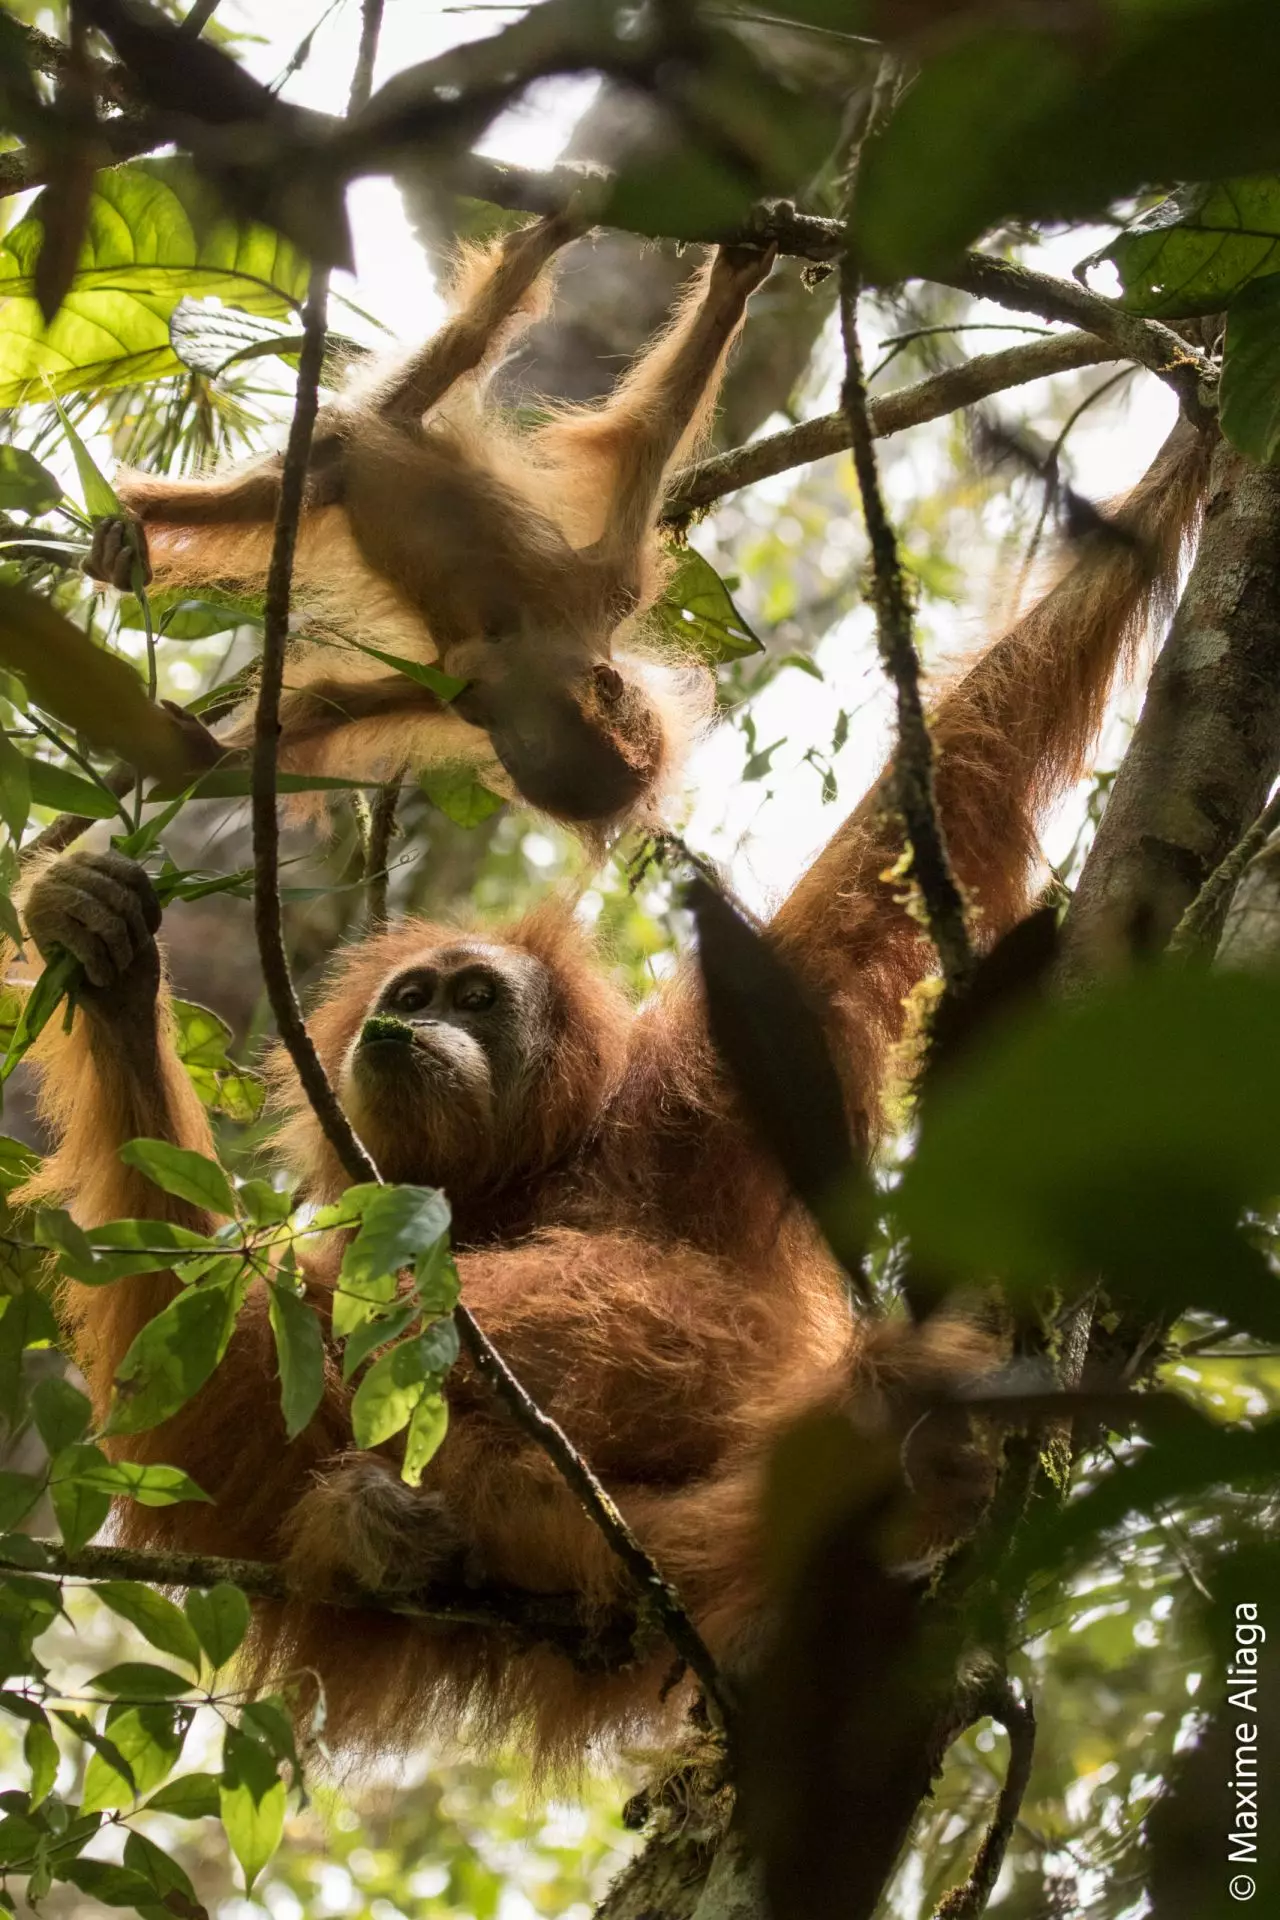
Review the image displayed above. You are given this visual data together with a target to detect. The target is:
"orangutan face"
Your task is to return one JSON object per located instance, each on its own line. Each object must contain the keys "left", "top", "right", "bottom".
{"left": 340, "top": 941, "right": 554, "bottom": 1193}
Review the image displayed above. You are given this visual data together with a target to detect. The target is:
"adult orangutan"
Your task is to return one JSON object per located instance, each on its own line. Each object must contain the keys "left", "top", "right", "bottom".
{"left": 20, "top": 416, "right": 1210, "bottom": 1767}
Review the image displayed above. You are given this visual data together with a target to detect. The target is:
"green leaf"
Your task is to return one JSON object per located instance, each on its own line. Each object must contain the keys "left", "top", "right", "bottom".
{"left": 0, "top": 1288, "right": 60, "bottom": 1413}
{"left": 333, "top": 1184, "right": 451, "bottom": 1328}
{"left": 237, "top": 1179, "right": 293, "bottom": 1227}
{"left": 23, "top": 1715, "right": 58, "bottom": 1808}
{"left": 221, "top": 1723, "right": 286, "bottom": 1894}
{"left": 0, "top": 581, "right": 198, "bottom": 785}
{"left": 898, "top": 968, "right": 1280, "bottom": 1334}
{"left": 118, "top": 1138, "right": 237, "bottom": 1220}
{"left": 79, "top": 1459, "right": 208, "bottom": 1507}
{"left": 95, "top": 1582, "right": 201, "bottom": 1672}
{"left": 49, "top": 1444, "right": 113, "bottom": 1553}
{"left": 88, "top": 1661, "right": 193, "bottom": 1700}
{"left": 106, "top": 1269, "right": 249, "bottom": 1435}
{"left": 0, "top": 1474, "right": 42, "bottom": 1532}
{"left": 82, "top": 1702, "right": 190, "bottom": 1812}
{"left": 340, "top": 1300, "right": 418, "bottom": 1383}
{"left": 0, "top": 447, "right": 61, "bottom": 516}
{"left": 184, "top": 1582, "right": 250, "bottom": 1669}
{"left": 350, "top": 1336, "right": 430, "bottom": 1450}
{"left": 172, "top": 998, "right": 266, "bottom": 1123}
{"left": 0, "top": 731, "right": 29, "bottom": 845}
{"left": 30, "top": 1376, "right": 91, "bottom": 1455}
{"left": 25, "top": 759, "right": 120, "bottom": 820}
{"left": 655, "top": 548, "right": 763, "bottom": 663}
{"left": 54, "top": 1216, "right": 218, "bottom": 1287}
{"left": 52, "top": 1707, "right": 135, "bottom": 1797}
{"left": 402, "top": 1391, "right": 448, "bottom": 1487}
{"left": 853, "top": 1, "right": 1280, "bottom": 282}
{"left": 122, "top": 1827, "right": 198, "bottom": 1908}
{"left": 57, "top": 1858, "right": 160, "bottom": 1907}
{"left": 0, "top": 950, "right": 79, "bottom": 1085}
{"left": 267, "top": 1279, "right": 326, "bottom": 1441}
{"left": 1094, "top": 177, "right": 1280, "bottom": 318}
{"left": 348, "top": 636, "right": 466, "bottom": 700}
{"left": 0, "top": 157, "right": 308, "bottom": 406}
{"left": 420, "top": 762, "right": 505, "bottom": 829}
{"left": 47, "top": 390, "right": 119, "bottom": 519}
{"left": 1220, "top": 273, "right": 1280, "bottom": 464}
{"left": 142, "top": 1769, "right": 220, "bottom": 1818}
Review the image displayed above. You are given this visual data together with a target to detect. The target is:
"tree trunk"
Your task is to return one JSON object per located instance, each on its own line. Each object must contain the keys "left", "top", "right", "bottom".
{"left": 1061, "top": 435, "right": 1280, "bottom": 981}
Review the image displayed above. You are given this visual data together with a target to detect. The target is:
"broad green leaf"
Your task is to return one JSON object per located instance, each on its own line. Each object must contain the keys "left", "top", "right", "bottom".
{"left": 341, "top": 1299, "right": 418, "bottom": 1382}
{"left": 49, "top": 1443, "right": 113, "bottom": 1552}
{"left": 0, "top": 447, "right": 61, "bottom": 515}
{"left": 95, "top": 1582, "right": 201, "bottom": 1672}
{"left": 29, "top": 1376, "right": 91, "bottom": 1455}
{"left": 25, "top": 758, "right": 120, "bottom": 820}
{"left": 119, "top": 584, "right": 263, "bottom": 639}
{"left": 0, "top": 1473, "right": 41, "bottom": 1533}
{"left": 898, "top": 968, "right": 1280, "bottom": 1334}
{"left": 221, "top": 1723, "right": 286, "bottom": 1894}
{"left": 82, "top": 1702, "right": 190, "bottom": 1811}
{"left": 0, "top": 731, "right": 29, "bottom": 845}
{"left": 56, "top": 1858, "right": 160, "bottom": 1906}
{"left": 142, "top": 1769, "right": 220, "bottom": 1818}
{"left": 78, "top": 1459, "right": 208, "bottom": 1507}
{"left": 655, "top": 548, "right": 763, "bottom": 663}
{"left": 0, "top": 582, "right": 199, "bottom": 784}
{"left": 52, "top": 1707, "right": 135, "bottom": 1796}
{"left": 119, "top": 1137, "right": 237, "bottom": 1220}
{"left": 88, "top": 1661, "right": 193, "bottom": 1700}
{"left": 0, "top": 158, "right": 308, "bottom": 406}
{"left": 351, "top": 1335, "right": 430, "bottom": 1449}
{"left": 0, "top": 1134, "right": 38, "bottom": 1194}
{"left": 1220, "top": 273, "right": 1280, "bottom": 464}
{"left": 122, "top": 1827, "right": 199, "bottom": 1908}
{"left": 106, "top": 1269, "right": 249, "bottom": 1435}
{"left": 47, "top": 1216, "right": 219, "bottom": 1287}
{"left": 338, "top": 1185, "right": 452, "bottom": 1283}
{"left": 1092, "top": 177, "right": 1280, "bottom": 318}
{"left": 237, "top": 1179, "right": 293, "bottom": 1226}
{"left": 412, "top": 1237, "right": 461, "bottom": 1317}
{"left": 402, "top": 1390, "right": 448, "bottom": 1487}
{"left": 172, "top": 997, "right": 266, "bottom": 1123}
{"left": 267, "top": 1279, "right": 326, "bottom": 1441}
{"left": 420, "top": 762, "right": 504, "bottom": 829}
{"left": 853, "top": 0, "right": 1280, "bottom": 282}
{"left": 0, "top": 1288, "right": 60, "bottom": 1421}
{"left": 185, "top": 1582, "right": 250, "bottom": 1669}
{"left": 23, "top": 1716, "right": 57, "bottom": 1808}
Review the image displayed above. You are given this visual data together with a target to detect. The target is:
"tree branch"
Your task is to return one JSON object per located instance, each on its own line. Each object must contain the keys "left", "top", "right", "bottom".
{"left": 839, "top": 260, "right": 973, "bottom": 992}
{"left": 935, "top": 252, "right": 1213, "bottom": 406}
{"left": 663, "top": 330, "right": 1120, "bottom": 521}
{"left": 933, "top": 1681, "right": 1036, "bottom": 1920}
{"left": 1168, "top": 786, "right": 1280, "bottom": 962}
{"left": 0, "top": 1540, "right": 633, "bottom": 1667}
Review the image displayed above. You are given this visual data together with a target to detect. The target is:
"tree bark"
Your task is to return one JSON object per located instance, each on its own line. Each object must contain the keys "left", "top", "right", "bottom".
{"left": 1060, "top": 436, "right": 1280, "bottom": 982}
{"left": 1215, "top": 830, "right": 1280, "bottom": 971}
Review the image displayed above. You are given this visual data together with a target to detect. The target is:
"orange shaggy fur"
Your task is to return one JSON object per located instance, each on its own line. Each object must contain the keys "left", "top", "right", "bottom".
{"left": 102, "top": 223, "right": 766, "bottom": 831}
{"left": 23, "top": 418, "right": 1211, "bottom": 1771}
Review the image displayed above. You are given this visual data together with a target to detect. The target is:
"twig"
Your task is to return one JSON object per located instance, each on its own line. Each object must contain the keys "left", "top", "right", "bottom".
{"left": 937, "top": 252, "right": 1213, "bottom": 408}
{"left": 242, "top": 10, "right": 730, "bottom": 1737}
{"left": 662, "top": 331, "right": 1120, "bottom": 521}
{"left": 364, "top": 771, "right": 403, "bottom": 928}
{"left": 1168, "top": 785, "right": 1280, "bottom": 961}
{"left": 180, "top": 0, "right": 222, "bottom": 34}
{"left": 838, "top": 260, "right": 973, "bottom": 992}
{"left": 0, "top": 1540, "right": 634, "bottom": 1666}
{"left": 348, "top": 0, "right": 385, "bottom": 118}
{"left": 934, "top": 1679, "right": 1037, "bottom": 1920}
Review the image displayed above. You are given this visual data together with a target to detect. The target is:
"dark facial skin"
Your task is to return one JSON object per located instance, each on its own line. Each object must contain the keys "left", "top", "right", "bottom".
{"left": 340, "top": 943, "right": 552, "bottom": 1193}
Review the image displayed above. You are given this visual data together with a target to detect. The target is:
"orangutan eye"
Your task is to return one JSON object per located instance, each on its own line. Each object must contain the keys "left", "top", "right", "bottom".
{"left": 392, "top": 980, "right": 431, "bottom": 1015}
{"left": 453, "top": 974, "right": 497, "bottom": 1013}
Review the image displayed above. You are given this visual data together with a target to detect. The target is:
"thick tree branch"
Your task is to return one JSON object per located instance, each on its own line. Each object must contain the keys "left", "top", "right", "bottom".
{"left": 1060, "top": 437, "right": 1280, "bottom": 984}
{"left": 663, "top": 330, "right": 1119, "bottom": 520}
{"left": 839, "top": 263, "right": 973, "bottom": 992}
{"left": 0, "top": 1540, "right": 633, "bottom": 1666}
